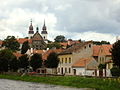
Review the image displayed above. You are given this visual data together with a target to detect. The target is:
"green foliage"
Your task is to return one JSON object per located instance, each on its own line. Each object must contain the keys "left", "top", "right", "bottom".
{"left": 30, "top": 53, "right": 42, "bottom": 71}
{"left": 110, "top": 40, "right": 120, "bottom": 68}
{"left": 2, "top": 36, "right": 20, "bottom": 51}
{"left": 21, "top": 41, "right": 30, "bottom": 54}
{"left": 111, "top": 67, "right": 120, "bottom": 77}
{"left": 47, "top": 42, "right": 62, "bottom": 49}
{"left": 9, "top": 56, "right": 19, "bottom": 72}
{"left": 93, "top": 40, "right": 110, "bottom": 45}
{"left": 45, "top": 52, "right": 59, "bottom": 68}
{"left": 98, "top": 64, "right": 106, "bottom": 70}
{"left": 54, "top": 35, "right": 66, "bottom": 42}
{"left": 0, "top": 49, "right": 15, "bottom": 72}
{"left": 19, "top": 54, "right": 29, "bottom": 69}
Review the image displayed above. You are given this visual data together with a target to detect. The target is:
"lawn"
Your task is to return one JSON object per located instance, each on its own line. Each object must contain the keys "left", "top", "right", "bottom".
{"left": 0, "top": 74, "right": 120, "bottom": 90}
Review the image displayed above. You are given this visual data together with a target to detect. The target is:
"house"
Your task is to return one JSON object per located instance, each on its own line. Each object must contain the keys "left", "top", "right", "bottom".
{"left": 72, "top": 57, "right": 98, "bottom": 76}
{"left": 93, "top": 45, "right": 113, "bottom": 77}
{"left": 57, "top": 41, "right": 95, "bottom": 75}
{"left": 93, "top": 45, "right": 113, "bottom": 69}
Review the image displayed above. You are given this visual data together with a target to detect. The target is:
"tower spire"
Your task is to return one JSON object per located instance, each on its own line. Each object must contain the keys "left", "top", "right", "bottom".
{"left": 28, "top": 19, "right": 34, "bottom": 39}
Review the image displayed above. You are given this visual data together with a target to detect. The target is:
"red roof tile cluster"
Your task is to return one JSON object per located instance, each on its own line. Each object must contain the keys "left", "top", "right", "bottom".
{"left": 42, "top": 49, "right": 64, "bottom": 60}
{"left": 101, "top": 45, "right": 112, "bottom": 55}
{"left": 17, "top": 38, "right": 32, "bottom": 44}
{"left": 93, "top": 45, "right": 101, "bottom": 56}
{"left": 72, "top": 57, "right": 93, "bottom": 67}
{"left": 93, "top": 45, "right": 112, "bottom": 56}
{"left": 60, "top": 41, "right": 92, "bottom": 54}
{"left": 0, "top": 40, "right": 3, "bottom": 45}
{"left": 33, "top": 50, "right": 44, "bottom": 54}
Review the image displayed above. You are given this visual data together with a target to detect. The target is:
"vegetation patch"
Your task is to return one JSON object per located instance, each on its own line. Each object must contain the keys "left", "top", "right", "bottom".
{"left": 0, "top": 74, "right": 120, "bottom": 90}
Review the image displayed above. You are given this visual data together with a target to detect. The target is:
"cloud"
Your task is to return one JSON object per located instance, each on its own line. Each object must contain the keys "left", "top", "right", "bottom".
{"left": 0, "top": 0, "right": 120, "bottom": 43}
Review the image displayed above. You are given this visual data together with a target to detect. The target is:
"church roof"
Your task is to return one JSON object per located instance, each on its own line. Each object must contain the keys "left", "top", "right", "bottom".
{"left": 32, "top": 31, "right": 43, "bottom": 40}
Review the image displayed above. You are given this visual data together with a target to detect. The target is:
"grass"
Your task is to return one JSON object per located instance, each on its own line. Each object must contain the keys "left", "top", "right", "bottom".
{"left": 0, "top": 74, "right": 120, "bottom": 90}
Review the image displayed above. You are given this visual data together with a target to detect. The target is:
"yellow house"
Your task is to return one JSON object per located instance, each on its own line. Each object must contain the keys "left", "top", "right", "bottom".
{"left": 57, "top": 41, "right": 94, "bottom": 75}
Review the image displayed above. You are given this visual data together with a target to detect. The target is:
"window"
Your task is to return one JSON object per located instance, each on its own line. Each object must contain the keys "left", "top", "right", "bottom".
{"left": 61, "top": 58, "right": 63, "bottom": 63}
{"left": 65, "top": 68, "right": 67, "bottom": 73}
{"left": 65, "top": 58, "right": 67, "bottom": 63}
{"left": 69, "top": 68, "right": 71, "bottom": 73}
{"left": 69, "top": 57, "right": 71, "bottom": 63}
{"left": 89, "top": 44, "right": 91, "bottom": 48}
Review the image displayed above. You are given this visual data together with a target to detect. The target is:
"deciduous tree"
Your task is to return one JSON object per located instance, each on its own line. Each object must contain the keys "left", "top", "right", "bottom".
{"left": 45, "top": 52, "right": 59, "bottom": 68}
{"left": 30, "top": 53, "right": 42, "bottom": 71}
{"left": 110, "top": 40, "right": 120, "bottom": 68}
{"left": 21, "top": 41, "right": 30, "bottom": 54}
{"left": 2, "top": 36, "right": 20, "bottom": 51}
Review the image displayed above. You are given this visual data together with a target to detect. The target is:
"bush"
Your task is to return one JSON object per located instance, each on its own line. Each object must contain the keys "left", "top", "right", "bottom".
{"left": 111, "top": 67, "right": 120, "bottom": 77}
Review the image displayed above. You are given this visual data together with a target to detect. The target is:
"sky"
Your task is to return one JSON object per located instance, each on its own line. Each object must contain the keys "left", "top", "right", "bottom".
{"left": 0, "top": 0, "right": 120, "bottom": 43}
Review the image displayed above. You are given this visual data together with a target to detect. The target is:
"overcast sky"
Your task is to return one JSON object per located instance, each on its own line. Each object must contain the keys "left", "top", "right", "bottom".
{"left": 1, "top": 0, "right": 120, "bottom": 43}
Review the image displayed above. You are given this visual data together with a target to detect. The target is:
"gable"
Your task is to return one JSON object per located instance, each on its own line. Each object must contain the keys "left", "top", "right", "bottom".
{"left": 32, "top": 32, "right": 43, "bottom": 40}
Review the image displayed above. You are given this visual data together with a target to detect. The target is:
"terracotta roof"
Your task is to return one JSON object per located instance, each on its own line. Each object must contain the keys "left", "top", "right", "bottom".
{"left": 33, "top": 50, "right": 44, "bottom": 54}
{"left": 13, "top": 52, "right": 23, "bottom": 58}
{"left": 93, "top": 45, "right": 101, "bottom": 56}
{"left": 60, "top": 42, "right": 68, "bottom": 46}
{"left": 0, "top": 40, "right": 3, "bottom": 45}
{"left": 101, "top": 45, "right": 112, "bottom": 55}
{"left": 60, "top": 41, "right": 92, "bottom": 54}
{"left": 42, "top": 49, "right": 64, "bottom": 60}
{"left": 17, "top": 38, "right": 32, "bottom": 44}
{"left": 72, "top": 57, "right": 93, "bottom": 67}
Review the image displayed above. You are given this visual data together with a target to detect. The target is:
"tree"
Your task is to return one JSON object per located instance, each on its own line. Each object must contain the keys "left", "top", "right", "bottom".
{"left": 19, "top": 54, "right": 29, "bottom": 69}
{"left": 54, "top": 35, "right": 66, "bottom": 42}
{"left": 93, "top": 40, "right": 110, "bottom": 45}
{"left": 21, "top": 41, "right": 30, "bottom": 54}
{"left": 30, "top": 53, "right": 42, "bottom": 71}
{"left": 45, "top": 52, "right": 59, "bottom": 68}
{"left": 9, "top": 56, "right": 19, "bottom": 72}
{"left": 98, "top": 64, "right": 106, "bottom": 70}
{"left": 2, "top": 36, "right": 20, "bottom": 51}
{"left": 110, "top": 40, "right": 120, "bottom": 68}
{"left": 47, "top": 42, "right": 62, "bottom": 49}
{"left": 0, "top": 49, "right": 15, "bottom": 72}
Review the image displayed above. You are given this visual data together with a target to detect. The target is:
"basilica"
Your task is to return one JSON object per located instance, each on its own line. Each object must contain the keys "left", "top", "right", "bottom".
{"left": 18, "top": 20, "right": 48, "bottom": 50}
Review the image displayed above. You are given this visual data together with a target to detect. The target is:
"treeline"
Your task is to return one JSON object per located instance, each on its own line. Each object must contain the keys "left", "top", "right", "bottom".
{"left": 0, "top": 49, "right": 59, "bottom": 73}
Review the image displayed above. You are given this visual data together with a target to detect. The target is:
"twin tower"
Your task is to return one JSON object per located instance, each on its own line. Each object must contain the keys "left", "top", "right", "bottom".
{"left": 28, "top": 20, "right": 48, "bottom": 41}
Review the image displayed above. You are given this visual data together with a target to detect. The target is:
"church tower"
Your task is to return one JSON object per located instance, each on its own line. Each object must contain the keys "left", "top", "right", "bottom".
{"left": 28, "top": 20, "right": 34, "bottom": 39}
{"left": 41, "top": 20, "right": 48, "bottom": 41}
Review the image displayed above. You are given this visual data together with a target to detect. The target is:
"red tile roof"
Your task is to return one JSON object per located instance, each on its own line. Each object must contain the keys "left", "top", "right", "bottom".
{"left": 0, "top": 40, "right": 3, "bottom": 45}
{"left": 101, "top": 45, "right": 112, "bottom": 55}
{"left": 42, "top": 49, "right": 64, "bottom": 60}
{"left": 60, "top": 41, "right": 92, "bottom": 54}
{"left": 33, "top": 50, "right": 44, "bottom": 54}
{"left": 17, "top": 38, "right": 32, "bottom": 44}
{"left": 93, "top": 45, "right": 112, "bottom": 56}
{"left": 72, "top": 57, "right": 93, "bottom": 67}
{"left": 60, "top": 42, "right": 68, "bottom": 46}
{"left": 93, "top": 45, "right": 101, "bottom": 56}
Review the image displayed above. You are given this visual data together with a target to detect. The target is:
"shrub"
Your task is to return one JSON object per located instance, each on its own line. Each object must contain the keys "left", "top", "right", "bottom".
{"left": 111, "top": 67, "right": 120, "bottom": 77}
